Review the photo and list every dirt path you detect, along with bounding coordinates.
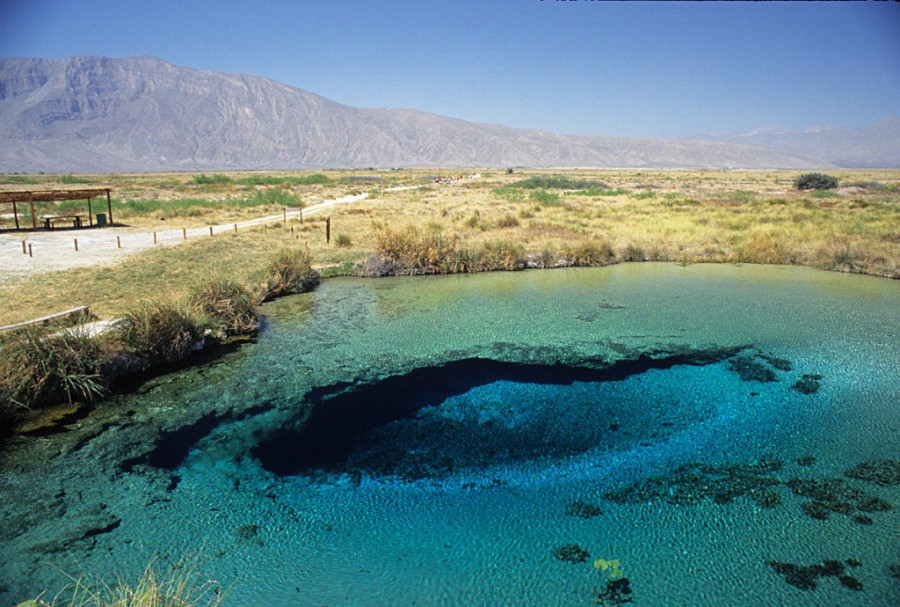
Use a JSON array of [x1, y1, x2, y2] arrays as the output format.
[[0, 192, 374, 285]]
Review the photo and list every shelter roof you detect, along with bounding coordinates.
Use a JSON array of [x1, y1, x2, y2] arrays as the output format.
[[0, 188, 111, 203]]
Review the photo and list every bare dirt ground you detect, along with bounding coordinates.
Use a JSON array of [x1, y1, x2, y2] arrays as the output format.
[[0, 193, 369, 285]]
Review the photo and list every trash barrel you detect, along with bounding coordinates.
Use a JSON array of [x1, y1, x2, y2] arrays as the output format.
[[96, 213, 107, 227]]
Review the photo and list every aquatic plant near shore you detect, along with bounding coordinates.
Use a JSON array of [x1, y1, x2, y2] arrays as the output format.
[[17, 557, 225, 607], [190, 278, 259, 336], [115, 301, 205, 368], [366, 223, 526, 275], [259, 246, 321, 301], [0, 326, 110, 417]]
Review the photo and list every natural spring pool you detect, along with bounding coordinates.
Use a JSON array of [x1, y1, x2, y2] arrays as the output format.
[[1, 264, 898, 606]]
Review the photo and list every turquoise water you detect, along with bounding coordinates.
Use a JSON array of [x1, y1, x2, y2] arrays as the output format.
[[1, 264, 898, 605]]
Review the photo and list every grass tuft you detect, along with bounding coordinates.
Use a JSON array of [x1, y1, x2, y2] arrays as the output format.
[[115, 301, 205, 366], [190, 279, 259, 336], [259, 247, 321, 301], [0, 326, 110, 416]]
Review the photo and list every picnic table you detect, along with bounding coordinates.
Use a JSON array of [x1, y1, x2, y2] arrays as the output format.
[[42, 214, 85, 229]]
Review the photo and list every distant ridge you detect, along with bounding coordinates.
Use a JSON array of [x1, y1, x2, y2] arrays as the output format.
[[0, 56, 842, 172], [698, 116, 900, 169]]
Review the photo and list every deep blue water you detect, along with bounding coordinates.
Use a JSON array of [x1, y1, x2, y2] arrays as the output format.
[[1, 264, 898, 605]]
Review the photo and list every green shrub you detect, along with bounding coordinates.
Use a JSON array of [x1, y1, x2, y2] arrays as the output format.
[[190, 279, 259, 336], [192, 173, 233, 185], [530, 190, 561, 207], [0, 326, 109, 415], [511, 176, 609, 190], [116, 301, 205, 365], [260, 247, 321, 301], [236, 173, 331, 186], [794, 173, 839, 190], [492, 186, 525, 203]]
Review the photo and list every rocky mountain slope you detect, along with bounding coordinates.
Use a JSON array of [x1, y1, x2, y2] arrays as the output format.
[[0, 56, 840, 172]]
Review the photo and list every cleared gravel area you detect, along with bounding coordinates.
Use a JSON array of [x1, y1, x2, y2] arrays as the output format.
[[0, 193, 368, 285]]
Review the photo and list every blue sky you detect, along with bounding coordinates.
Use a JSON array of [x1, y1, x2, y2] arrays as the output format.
[[1, 0, 898, 138]]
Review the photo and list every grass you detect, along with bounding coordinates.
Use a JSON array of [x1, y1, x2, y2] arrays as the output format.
[[115, 301, 205, 367], [20, 557, 225, 607], [190, 279, 259, 336], [259, 246, 321, 301], [1, 167, 898, 328], [0, 325, 110, 417]]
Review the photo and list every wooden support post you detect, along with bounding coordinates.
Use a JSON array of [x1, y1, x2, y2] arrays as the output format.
[[283, 207, 287, 222], [183, 227, 187, 240], [28, 193, 36, 229], [74, 238, 78, 252], [326, 216, 331, 244], [209, 226, 214, 236], [117, 236, 122, 249], [234, 223, 238, 233], [153, 231, 158, 244], [13, 201, 19, 230], [88, 198, 93, 227], [300, 208, 303, 224], [28, 243, 33, 257], [22, 240, 26, 254], [106, 189, 113, 225]]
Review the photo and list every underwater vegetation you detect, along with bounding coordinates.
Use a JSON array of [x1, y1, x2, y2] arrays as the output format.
[[565, 500, 604, 519], [553, 544, 591, 564], [603, 458, 898, 526], [594, 558, 633, 606], [603, 459, 784, 508], [768, 558, 862, 591], [787, 477, 892, 522], [791, 374, 822, 394], [844, 459, 900, 486]]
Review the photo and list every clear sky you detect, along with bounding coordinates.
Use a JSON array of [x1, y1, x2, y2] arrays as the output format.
[[1, 0, 898, 138]]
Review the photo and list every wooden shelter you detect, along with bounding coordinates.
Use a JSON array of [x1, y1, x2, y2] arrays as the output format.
[[0, 188, 113, 230]]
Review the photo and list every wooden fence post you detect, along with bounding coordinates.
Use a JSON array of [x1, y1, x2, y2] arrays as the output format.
[[326, 216, 331, 244], [117, 236, 122, 249], [74, 238, 78, 252], [22, 240, 26, 254], [28, 243, 33, 257], [153, 231, 158, 244], [183, 227, 187, 240]]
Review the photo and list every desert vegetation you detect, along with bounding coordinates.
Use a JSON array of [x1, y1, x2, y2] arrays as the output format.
[[1, 168, 898, 331]]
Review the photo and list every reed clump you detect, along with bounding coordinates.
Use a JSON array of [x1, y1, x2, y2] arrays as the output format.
[[18, 557, 225, 607], [366, 224, 527, 275], [0, 326, 110, 419], [115, 301, 205, 368], [259, 246, 321, 301], [190, 279, 259, 337]]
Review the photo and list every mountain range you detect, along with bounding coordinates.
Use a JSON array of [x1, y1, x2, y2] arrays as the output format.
[[0, 56, 895, 173]]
